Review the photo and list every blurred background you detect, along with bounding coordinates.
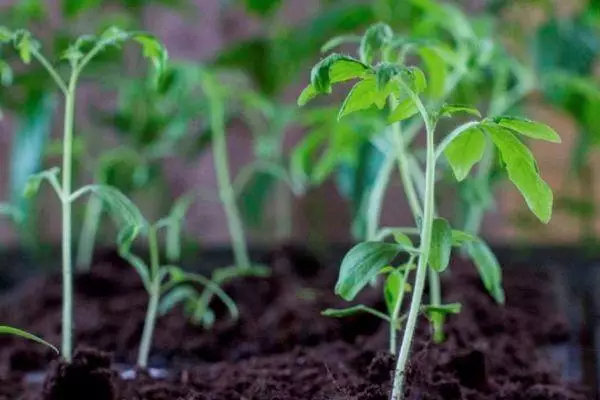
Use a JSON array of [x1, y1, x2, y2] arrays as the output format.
[[0, 0, 598, 252]]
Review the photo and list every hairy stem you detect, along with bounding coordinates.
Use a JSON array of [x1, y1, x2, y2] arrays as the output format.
[[60, 77, 77, 363], [137, 227, 160, 369], [208, 93, 250, 269], [391, 99, 436, 400], [76, 194, 103, 271]]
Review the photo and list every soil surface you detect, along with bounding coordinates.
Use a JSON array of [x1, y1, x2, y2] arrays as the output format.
[[0, 245, 591, 399]]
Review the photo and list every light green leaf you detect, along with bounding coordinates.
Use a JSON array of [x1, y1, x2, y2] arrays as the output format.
[[359, 22, 393, 64], [23, 167, 60, 198], [494, 117, 561, 143], [444, 126, 486, 181], [338, 78, 378, 120], [388, 97, 419, 123], [0, 326, 58, 354], [392, 232, 413, 247], [81, 185, 147, 234], [322, 305, 390, 321], [120, 252, 151, 292], [407, 67, 427, 93], [298, 84, 318, 106], [421, 303, 462, 315], [429, 217, 453, 272], [14, 31, 40, 64], [384, 269, 403, 313], [132, 33, 168, 77], [466, 241, 504, 304], [440, 104, 482, 118], [336, 241, 409, 301], [158, 285, 197, 316], [310, 53, 370, 93], [0, 26, 13, 42], [419, 46, 446, 99], [450, 230, 479, 247], [486, 125, 553, 223], [320, 34, 362, 53]]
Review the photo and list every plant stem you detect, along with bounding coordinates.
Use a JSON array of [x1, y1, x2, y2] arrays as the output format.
[[391, 99, 436, 400], [428, 266, 443, 342], [389, 98, 423, 223], [208, 93, 251, 270], [60, 76, 78, 363], [366, 156, 394, 241], [137, 226, 160, 369], [389, 269, 410, 354], [76, 194, 103, 271]]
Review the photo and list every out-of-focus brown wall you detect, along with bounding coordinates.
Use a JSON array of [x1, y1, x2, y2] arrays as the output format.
[[0, 0, 592, 246]]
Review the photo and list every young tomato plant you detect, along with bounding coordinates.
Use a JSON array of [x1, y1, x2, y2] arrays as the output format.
[[115, 193, 266, 369], [0, 26, 167, 363], [299, 22, 560, 399]]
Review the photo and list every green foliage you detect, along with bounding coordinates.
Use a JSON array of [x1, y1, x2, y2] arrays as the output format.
[[444, 126, 486, 181], [429, 218, 452, 272]]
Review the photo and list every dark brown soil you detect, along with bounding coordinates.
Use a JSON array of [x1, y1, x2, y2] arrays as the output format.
[[0, 245, 591, 399]]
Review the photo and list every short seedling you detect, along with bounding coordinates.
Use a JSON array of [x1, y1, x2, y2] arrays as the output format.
[[299, 22, 560, 399], [0, 26, 167, 363]]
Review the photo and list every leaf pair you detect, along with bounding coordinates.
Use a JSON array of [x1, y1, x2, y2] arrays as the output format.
[[444, 117, 561, 223]]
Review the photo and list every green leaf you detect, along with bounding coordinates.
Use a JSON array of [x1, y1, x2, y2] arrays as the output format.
[[486, 125, 553, 223], [310, 53, 370, 93], [336, 241, 407, 301], [244, 0, 282, 16], [23, 167, 60, 198], [62, 0, 101, 18], [117, 225, 139, 256], [0, 326, 58, 354], [322, 305, 390, 321], [132, 33, 168, 78], [419, 46, 446, 99], [466, 241, 504, 304], [384, 269, 403, 314], [298, 85, 318, 106], [120, 252, 151, 292], [392, 232, 413, 247], [440, 104, 482, 118], [338, 78, 378, 120], [450, 230, 479, 247], [444, 126, 486, 181], [200, 308, 215, 329], [0, 26, 13, 42], [421, 303, 462, 315], [83, 185, 147, 232], [320, 34, 362, 53], [359, 22, 393, 64], [494, 117, 561, 143], [429, 217, 452, 272], [158, 285, 197, 316], [388, 97, 419, 123], [14, 30, 40, 64], [375, 62, 403, 91], [10, 92, 55, 227], [289, 129, 328, 191]]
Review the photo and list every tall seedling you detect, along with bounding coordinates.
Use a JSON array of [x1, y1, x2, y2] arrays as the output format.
[[299, 22, 560, 399], [0, 27, 167, 362]]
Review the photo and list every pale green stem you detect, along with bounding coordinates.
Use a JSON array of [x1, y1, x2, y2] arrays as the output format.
[[389, 265, 411, 354], [391, 95, 436, 400], [137, 226, 160, 369], [428, 266, 443, 342], [389, 98, 423, 223], [60, 77, 77, 363], [208, 94, 250, 269], [76, 194, 103, 271], [366, 155, 394, 241]]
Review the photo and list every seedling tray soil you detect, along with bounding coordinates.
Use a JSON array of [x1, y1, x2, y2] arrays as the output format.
[[0, 246, 591, 399]]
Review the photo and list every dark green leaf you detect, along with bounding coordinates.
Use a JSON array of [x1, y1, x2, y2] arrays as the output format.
[[244, 0, 282, 17], [444, 126, 486, 181], [359, 22, 393, 64], [375, 62, 403, 91], [62, 0, 100, 18], [486, 125, 553, 223], [336, 241, 406, 301], [429, 217, 452, 272], [494, 117, 561, 143], [0, 326, 58, 354], [466, 241, 504, 304]]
